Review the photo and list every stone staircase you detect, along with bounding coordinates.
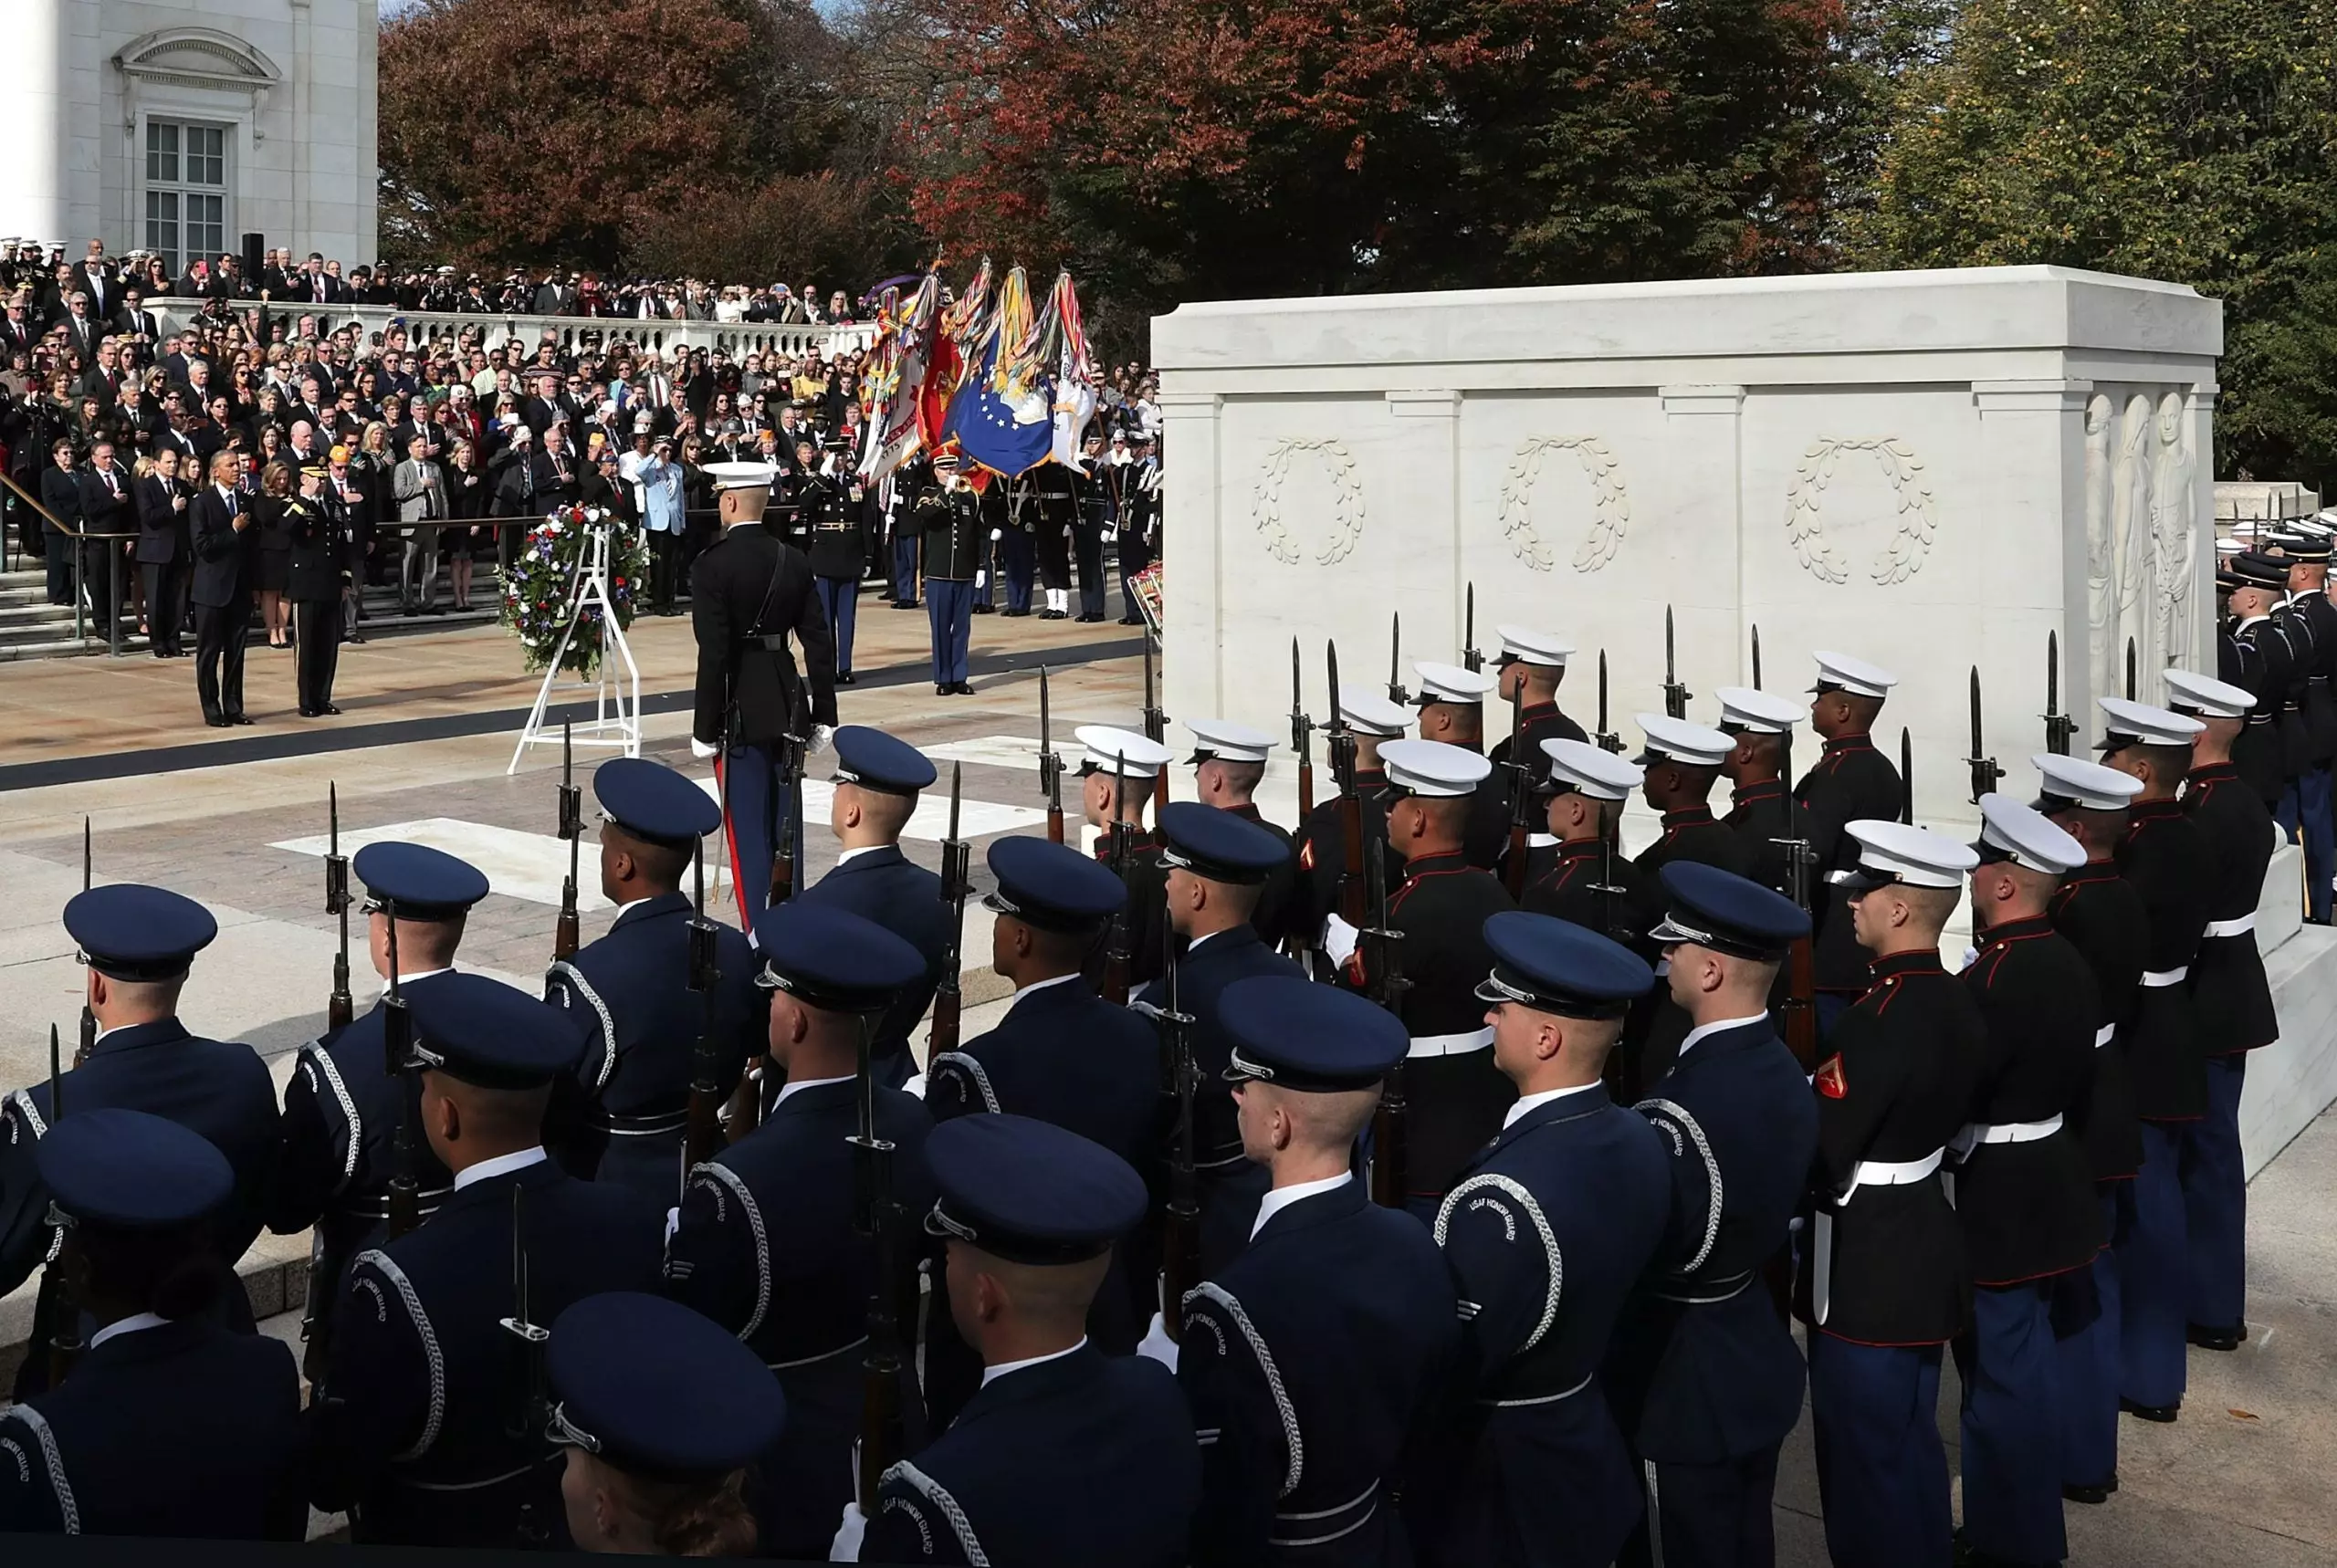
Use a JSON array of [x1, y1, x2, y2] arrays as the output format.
[[0, 562, 507, 661]]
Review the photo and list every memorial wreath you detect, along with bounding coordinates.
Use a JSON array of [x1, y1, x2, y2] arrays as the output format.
[[498, 505, 647, 679]]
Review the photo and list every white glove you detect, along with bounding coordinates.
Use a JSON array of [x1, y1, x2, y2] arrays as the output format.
[[829, 1500, 867, 1562], [691, 737, 718, 761], [989, 528, 1003, 541], [1955, 945, 1979, 973], [810, 724, 835, 756], [900, 1071, 928, 1101], [664, 1205, 681, 1247], [975, 570, 989, 590], [1136, 1311, 1180, 1373], [1322, 915, 1361, 968]]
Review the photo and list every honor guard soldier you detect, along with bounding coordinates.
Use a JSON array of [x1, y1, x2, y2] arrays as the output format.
[[1715, 685, 1808, 896], [1633, 714, 1757, 882], [929, 836, 1160, 1351], [664, 903, 935, 1562], [2219, 549, 2299, 810], [1954, 796, 2105, 1568], [2094, 697, 2213, 1425], [1180, 977, 1460, 1568], [308, 973, 667, 1547], [1415, 913, 1669, 1568], [1079, 724, 1177, 991], [1071, 435, 1111, 622], [2, 883, 280, 1399], [797, 726, 952, 1090], [2269, 530, 2337, 920], [288, 460, 349, 716], [1185, 716, 1302, 951], [2030, 753, 2148, 1505], [1330, 739, 1517, 1218], [1031, 457, 1079, 619], [1412, 660, 1513, 872], [1794, 821, 1983, 1568], [1520, 739, 1646, 939], [689, 460, 839, 920], [1605, 864, 1818, 1568], [885, 458, 928, 611], [1135, 802, 1305, 1274], [921, 454, 982, 695], [1793, 653, 1907, 1037], [802, 449, 867, 685], [541, 758, 759, 1201], [0, 1111, 305, 1540], [270, 843, 488, 1363], [864, 1114, 1200, 1568], [1487, 625, 1589, 778], [1291, 687, 1410, 946], [547, 1292, 788, 1557], [2164, 670, 2279, 1354]]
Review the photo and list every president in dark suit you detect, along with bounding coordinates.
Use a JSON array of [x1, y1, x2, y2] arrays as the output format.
[[189, 451, 256, 726]]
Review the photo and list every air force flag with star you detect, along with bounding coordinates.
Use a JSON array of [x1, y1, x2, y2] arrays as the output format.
[[944, 332, 1056, 480]]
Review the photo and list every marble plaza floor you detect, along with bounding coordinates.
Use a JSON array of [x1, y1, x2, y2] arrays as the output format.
[[0, 600, 2332, 1562]]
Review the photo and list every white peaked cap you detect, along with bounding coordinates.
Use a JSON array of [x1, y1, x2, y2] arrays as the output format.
[[1810, 651, 1898, 699], [1539, 738, 1641, 802], [1975, 793, 2085, 876], [1378, 739, 1493, 798], [1074, 725, 1174, 779], [2031, 753, 2143, 812]]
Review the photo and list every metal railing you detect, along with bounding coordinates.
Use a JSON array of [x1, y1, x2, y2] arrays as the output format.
[[152, 303, 878, 362]]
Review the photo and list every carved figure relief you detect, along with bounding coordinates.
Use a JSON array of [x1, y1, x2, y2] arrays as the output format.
[[1783, 437, 1939, 586], [2151, 392, 2196, 673], [1497, 436, 1632, 573], [2112, 393, 2156, 685], [2083, 394, 2118, 711], [1252, 438, 1366, 567]]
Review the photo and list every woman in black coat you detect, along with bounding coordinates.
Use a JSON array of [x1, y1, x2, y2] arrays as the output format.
[[444, 437, 491, 612], [252, 459, 296, 648]]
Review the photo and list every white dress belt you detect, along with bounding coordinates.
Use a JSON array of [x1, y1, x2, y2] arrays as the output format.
[[2094, 1023, 2116, 1049], [1949, 1113, 2062, 1161], [1409, 1027, 1495, 1059], [2141, 967, 2189, 987], [2204, 915, 2257, 938], [1835, 1148, 1944, 1205]]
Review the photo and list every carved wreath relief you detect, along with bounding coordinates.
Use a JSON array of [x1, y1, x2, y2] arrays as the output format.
[[1498, 437, 1632, 574], [1783, 438, 1939, 586], [2087, 386, 2196, 699], [1252, 438, 1366, 567]]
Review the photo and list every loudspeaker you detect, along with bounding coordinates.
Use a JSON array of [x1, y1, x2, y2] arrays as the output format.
[[242, 231, 264, 283]]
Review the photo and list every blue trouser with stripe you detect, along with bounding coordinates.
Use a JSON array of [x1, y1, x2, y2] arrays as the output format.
[[2058, 1183, 2129, 1489], [1619, 1448, 1781, 1568], [927, 579, 972, 685], [812, 576, 857, 676], [2118, 1120, 2188, 1410], [2183, 1051, 2250, 1333], [1806, 1334, 1950, 1568], [891, 529, 918, 602], [1955, 1281, 2067, 1564], [2276, 768, 2333, 921], [718, 742, 798, 924], [1000, 525, 1035, 611]]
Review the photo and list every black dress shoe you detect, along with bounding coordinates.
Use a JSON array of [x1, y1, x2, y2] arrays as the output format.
[[321, 704, 342, 716], [299, 707, 318, 718], [972, 603, 994, 614], [2062, 1476, 2117, 1506], [835, 672, 856, 686], [2186, 1322, 2245, 1352], [229, 713, 255, 726], [1077, 612, 1103, 622], [937, 683, 950, 696], [1117, 615, 1144, 625], [204, 715, 230, 728], [948, 681, 976, 695], [2120, 1396, 2178, 1424], [893, 600, 920, 611]]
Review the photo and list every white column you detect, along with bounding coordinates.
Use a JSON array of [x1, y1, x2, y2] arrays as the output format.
[[0, 0, 71, 244]]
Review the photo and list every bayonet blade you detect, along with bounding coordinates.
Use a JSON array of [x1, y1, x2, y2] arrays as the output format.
[[1751, 623, 1763, 692]]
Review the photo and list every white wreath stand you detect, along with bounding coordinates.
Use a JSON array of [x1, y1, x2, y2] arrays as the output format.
[[508, 518, 643, 775]]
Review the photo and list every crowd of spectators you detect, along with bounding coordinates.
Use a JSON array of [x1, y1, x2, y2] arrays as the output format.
[[0, 238, 1164, 646]]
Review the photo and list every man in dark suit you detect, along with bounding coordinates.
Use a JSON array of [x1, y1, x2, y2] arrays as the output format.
[[55, 291, 108, 358], [76, 437, 134, 636], [136, 445, 190, 656], [0, 292, 35, 359], [71, 240, 116, 318], [38, 437, 85, 608], [529, 421, 580, 507], [189, 450, 256, 726]]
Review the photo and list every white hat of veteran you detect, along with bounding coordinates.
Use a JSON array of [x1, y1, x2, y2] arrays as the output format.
[[1633, 714, 1734, 769], [1975, 793, 2085, 876], [1809, 651, 1898, 699], [1185, 718, 1274, 766], [2096, 697, 2204, 750], [1074, 725, 1174, 779], [1378, 739, 1493, 798], [1539, 738, 1641, 802], [1413, 661, 1497, 707], [1838, 820, 1978, 891], [1497, 625, 1575, 667], [704, 460, 779, 493], [2032, 754, 2143, 812], [1714, 686, 1802, 736], [2162, 669, 2255, 721], [1336, 687, 1411, 739]]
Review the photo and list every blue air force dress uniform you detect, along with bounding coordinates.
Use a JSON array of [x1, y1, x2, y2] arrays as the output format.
[[1133, 802, 1306, 1278], [1416, 914, 1670, 1568], [1792, 821, 1983, 1568], [1187, 716, 1304, 952], [864, 1114, 1200, 1568], [1625, 716, 1757, 1091], [1334, 740, 1519, 1218], [1519, 740, 1645, 938], [2096, 698, 2214, 1424], [544, 1291, 789, 1541], [928, 836, 1158, 1352], [1, 884, 280, 1400], [306, 973, 667, 1547], [1179, 978, 1461, 1568], [1082, 725, 1178, 994], [269, 842, 488, 1347], [2164, 670, 2280, 1354], [1791, 654, 1907, 1030], [796, 726, 952, 1088], [1603, 864, 1818, 1568], [543, 758, 758, 1201], [2033, 753, 2150, 1503], [1952, 797, 2105, 1568], [664, 903, 936, 1561], [0, 1110, 305, 1540]]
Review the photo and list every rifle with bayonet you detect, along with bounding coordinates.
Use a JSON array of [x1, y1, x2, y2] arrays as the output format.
[[1595, 651, 1624, 755], [1039, 666, 1065, 845], [1326, 641, 1369, 934], [1502, 679, 1533, 900], [41, 1024, 82, 1389], [928, 766, 969, 1060], [2042, 631, 2077, 756], [683, 837, 726, 1176], [554, 720, 582, 962], [383, 901, 422, 1241], [851, 1009, 907, 1512], [717, 727, 767, 1138], [1158, 915, 1200, 1343], [2125, 637, 2138, 702], [1966, 667, 2004, 804], [1663, 606, 1692, 720], [1771, 729, 1819, 1072], [500, 1182, 552, 1547], [770, 732, 804, 906], [1899, 729, 1915, 825], [75, 819, 93, 1067], [1462, 583, 1483, 674], [1102, 747, 1136, 1006], [1142, 637, 1168, 837], [1363, 835, 1411, 1207], [1292, 638, 1315, 819], [326, 785, 353, 1030], [1386, 612, 1410, 706], [1751, 623, 1764, 692]]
